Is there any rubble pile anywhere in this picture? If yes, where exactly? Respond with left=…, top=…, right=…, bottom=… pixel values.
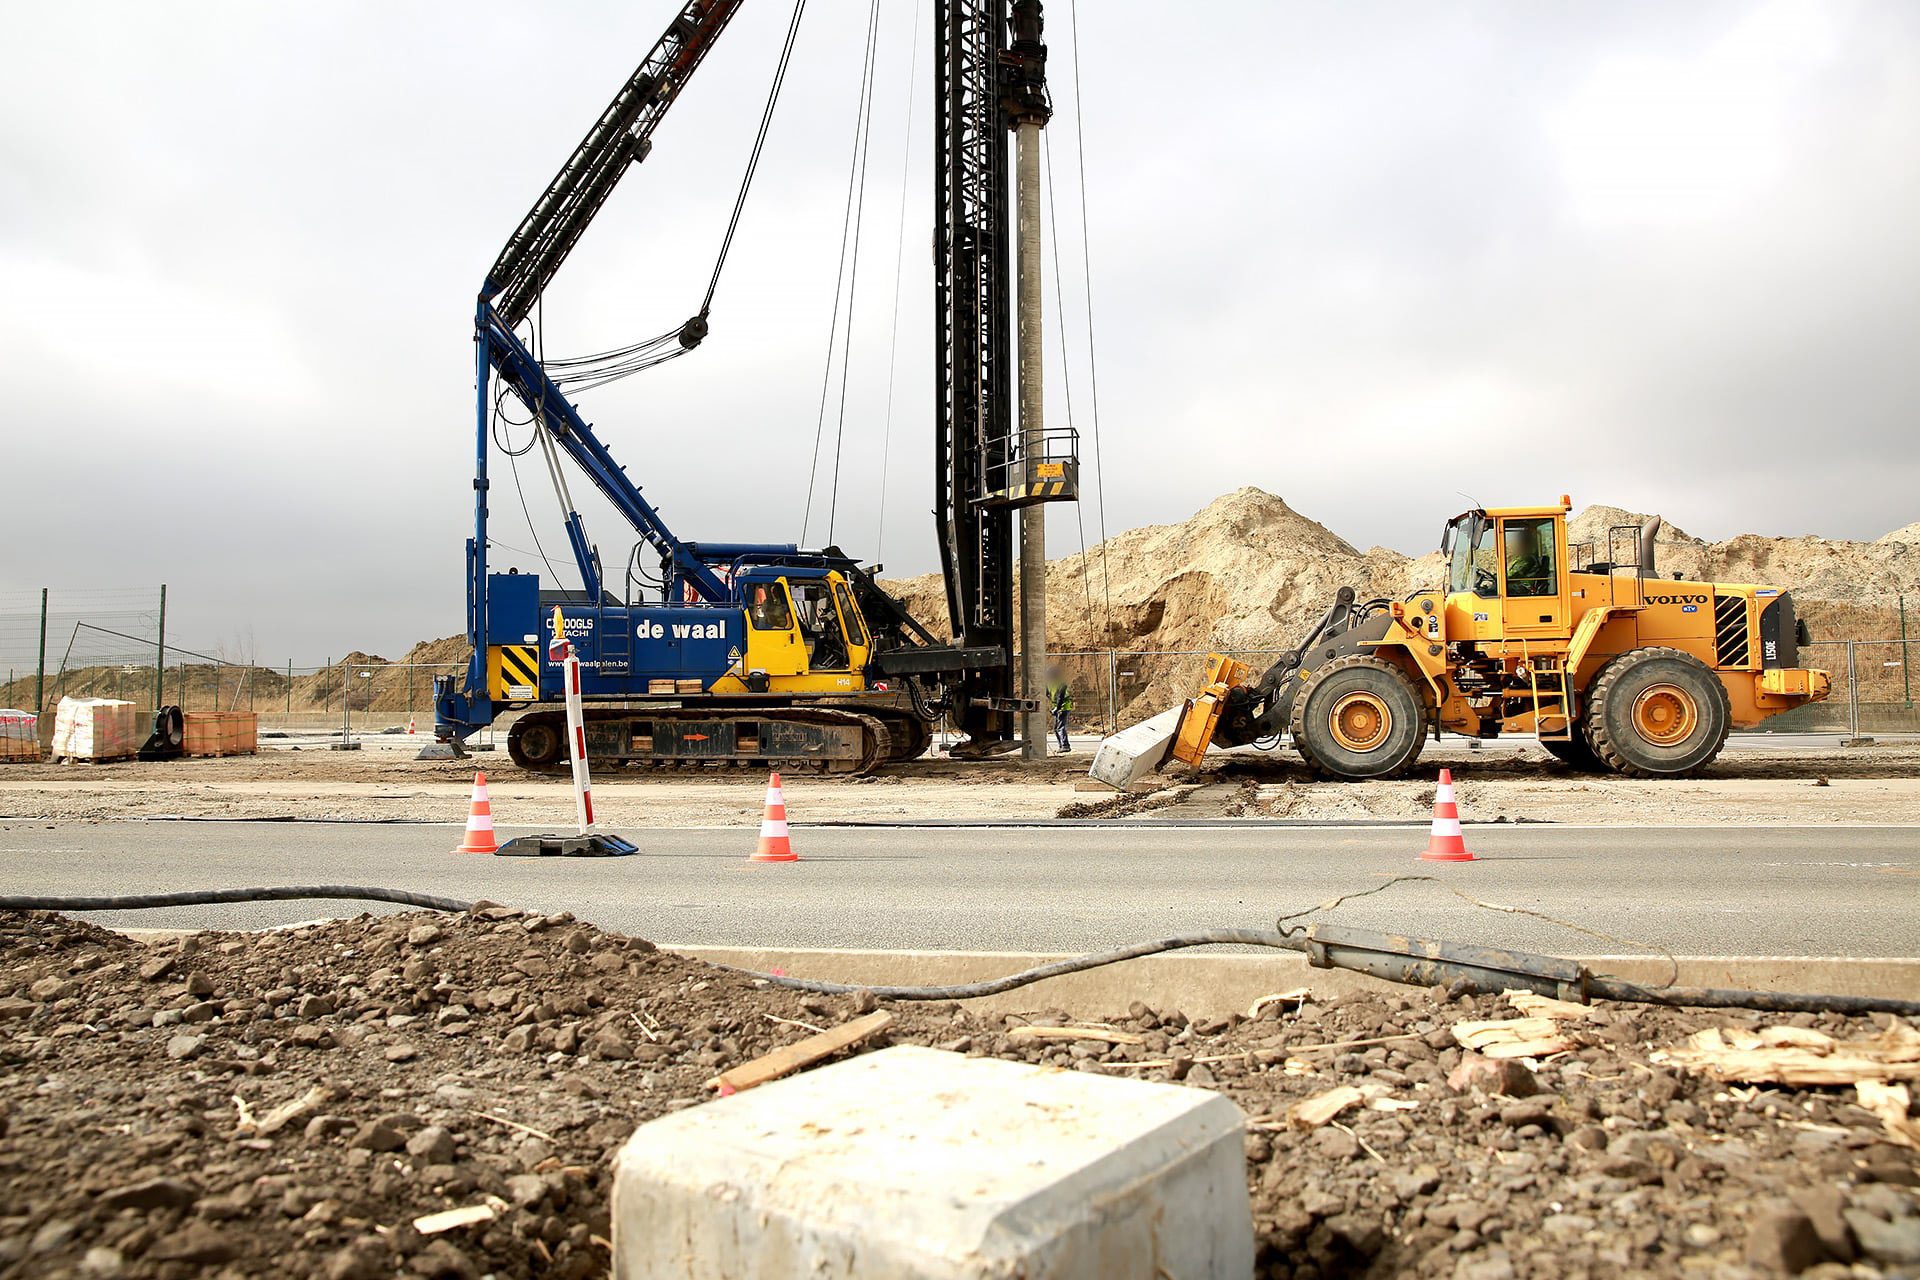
left=1, top=909, right=1915, bottom=1278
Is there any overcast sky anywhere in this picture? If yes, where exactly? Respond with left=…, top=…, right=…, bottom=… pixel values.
left=3, top=0, right=1916, bottom=665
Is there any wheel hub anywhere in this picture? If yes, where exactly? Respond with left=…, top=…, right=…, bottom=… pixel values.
left=1328, top=691, right=1393, bottom=752
left=1631, top=682, right=1698, bottom=746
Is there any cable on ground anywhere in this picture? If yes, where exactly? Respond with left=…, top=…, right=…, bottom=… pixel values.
left=4, top=889, right=1913, bottom=1018
left=0, top=887, right=473, bottom=914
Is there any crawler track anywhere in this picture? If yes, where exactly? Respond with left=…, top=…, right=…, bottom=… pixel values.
left=506, top=706, right=899, bottom=776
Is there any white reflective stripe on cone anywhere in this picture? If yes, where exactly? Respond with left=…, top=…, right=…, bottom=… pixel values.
left=759, top=820, right=790, bottom=837
left=1430, top=818, right=1462, bottom=836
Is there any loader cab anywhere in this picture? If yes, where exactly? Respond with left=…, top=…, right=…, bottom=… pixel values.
left=1441, top=500, right=1573, bottom=646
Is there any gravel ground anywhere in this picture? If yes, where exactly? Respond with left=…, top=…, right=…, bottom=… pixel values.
left=1, top=742, right=1918, bottom=827
left=1, top=909, right=1916, bottom=1280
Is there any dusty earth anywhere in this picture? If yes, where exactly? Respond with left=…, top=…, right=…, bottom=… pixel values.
left=2, top=908, right=1918, bottom=1279
left=0, top=740, right=1917, bottom=827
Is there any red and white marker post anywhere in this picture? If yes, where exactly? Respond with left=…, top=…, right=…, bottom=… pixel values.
left=494, top=606, right=636, bottom=857
left=550, top=605, right=596, bottom=836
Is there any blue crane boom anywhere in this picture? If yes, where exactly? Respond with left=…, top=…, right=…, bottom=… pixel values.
left=435, top=0, right=1067, bottom=774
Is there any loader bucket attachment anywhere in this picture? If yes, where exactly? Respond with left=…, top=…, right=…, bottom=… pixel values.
left=1168, top=653, right=1252, bottom=766
left=1088, top=653, right=1252, bottom=788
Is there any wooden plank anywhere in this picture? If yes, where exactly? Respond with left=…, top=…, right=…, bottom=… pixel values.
left=706, top=1011, right=892, bottom=1095
left=1005, top=1025, right=1144, bottom=1046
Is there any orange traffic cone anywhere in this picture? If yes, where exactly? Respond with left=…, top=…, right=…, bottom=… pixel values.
left=750, top=771, right=797, bottom=863
left=453, top=771, right=499, bottom=855
left=406, top=716, right=416, bottom=735
left=1419, top=768, right=1475, bottom=863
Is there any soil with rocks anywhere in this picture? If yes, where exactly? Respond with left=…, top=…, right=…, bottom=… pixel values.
left=2, top=909, right=1916, bottom=1280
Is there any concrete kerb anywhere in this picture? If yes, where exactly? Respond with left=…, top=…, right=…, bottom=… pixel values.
left=106, top=928, right=1918, bottom=1019
left=675, top=946, right=1920, bottom=1019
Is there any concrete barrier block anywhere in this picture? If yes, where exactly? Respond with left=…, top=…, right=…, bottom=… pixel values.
left=1089, top=705, right=1184, bottom=789
left=612, top=1044, right=1252, bottom=1279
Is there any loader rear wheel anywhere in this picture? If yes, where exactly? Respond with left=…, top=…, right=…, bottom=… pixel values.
left=1291, top=655, right=1429, bottom=780
left=1584, top=647, right=1730, bottom=778
left=1540, top=725, right=1605, bottom=772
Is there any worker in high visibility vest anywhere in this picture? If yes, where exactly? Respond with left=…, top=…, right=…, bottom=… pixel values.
left=1043, top=666, right=1072, bottom=753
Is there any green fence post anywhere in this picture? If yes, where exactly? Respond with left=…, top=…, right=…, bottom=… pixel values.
left=1902, top=595, right=1911, bottom=709
left=155, top=584, right=167, bottom=709
left=34, top=588, right=47, bottom=718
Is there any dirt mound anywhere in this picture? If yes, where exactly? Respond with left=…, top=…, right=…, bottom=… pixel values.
left=884, top=490, right=1916, bottom=725
left=1880, top=522, right=1920, bottom=546
left=884, top=490, right=1422, bottom=721
left=2, top=909, right=1914, bottom=1279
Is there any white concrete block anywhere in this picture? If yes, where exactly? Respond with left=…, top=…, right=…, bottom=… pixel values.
left=612, top=1044, right=1252, bottom=1280
left=1088, top=704, right=1186, bottom=790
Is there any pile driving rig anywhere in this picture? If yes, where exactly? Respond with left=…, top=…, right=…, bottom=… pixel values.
left=433, top=0, right=1077, bottom=773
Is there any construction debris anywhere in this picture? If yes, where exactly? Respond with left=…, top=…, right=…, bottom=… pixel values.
left=1005, top=1024, right=1146, bottom=1046
left=706, top=1010, right=893, bottom=1095
left=1858, top=1082, right=1920, bottom=1150
left=1448, top=1017, right=1575, bottom=1059
left=1286, top=1086, right=1365, bottom=1129
left=2, top=909, right=1916, bottom=1280
left=1658, top=1022, right=1920, bottom=1086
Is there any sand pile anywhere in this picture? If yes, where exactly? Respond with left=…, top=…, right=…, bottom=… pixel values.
left=883, top=488, right=1917, bottom=723
left=883, top=490, right=1428, bottom=720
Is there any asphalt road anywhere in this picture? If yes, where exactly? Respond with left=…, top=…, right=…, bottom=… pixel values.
left=2, top=820, right=1914, bottom=957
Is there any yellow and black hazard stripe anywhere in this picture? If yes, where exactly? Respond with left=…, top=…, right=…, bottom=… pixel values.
left=990, top=480, right=1073, bottom=501
left=488, top=644, right=542, bottom=702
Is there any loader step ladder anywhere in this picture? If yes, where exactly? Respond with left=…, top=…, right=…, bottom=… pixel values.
left=1522, top=642, right=1575, bottom=741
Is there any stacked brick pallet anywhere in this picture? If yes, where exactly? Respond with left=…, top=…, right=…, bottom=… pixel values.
left=182, top=711, right=257, bottom=758
left=0, top=710, right=37, bottom=762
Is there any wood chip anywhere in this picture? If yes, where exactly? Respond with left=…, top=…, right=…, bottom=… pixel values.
left=1501, top=990, right=1599, bottom=1022
left=1452, top=1017, right=1574, bottom=1059
left=1857, top=1081, right=1920, bottom=1150
left=1246, top=988, right=1312, bottom=1021
left=706, top=1010, right=893, bottom=1095
left=1005, top=1025, right=1145, bottom=1046
left=1659, top=1025, right=1920, bottom=1087
left=248, top=1085, right=334, bottom=1137
left=413, top=1197, right=508, bottom=1235
left=1758, top=1026, right=1836, bottom=1051
left=1288, top=1085, right=1365, bottom=1129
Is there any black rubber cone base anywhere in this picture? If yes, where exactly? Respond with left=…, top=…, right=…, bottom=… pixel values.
left=494, top=833, right=639, bottom=858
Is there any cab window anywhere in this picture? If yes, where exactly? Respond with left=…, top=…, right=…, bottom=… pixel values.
left=1501, top=518, right=1556, bottom=599
left=1468, top=520, right=1500, bottom=598
left=833, top=582, right=867, bottom=646
left=747, top=582, right=793, bottom=630
left=1446, top=516, right=1480, bottom=595
left=790, top=581, right=848, bottom=669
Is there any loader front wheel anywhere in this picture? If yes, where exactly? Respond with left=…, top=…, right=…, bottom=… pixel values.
left=1291, top=655, right=1429, bottom=780
left=1583, top=648, right=1730, bottom=778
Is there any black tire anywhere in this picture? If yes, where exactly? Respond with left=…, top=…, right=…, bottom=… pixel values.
left=1290, top=655, right=1429, bottom=780
left=506, top=713, right=565, bottom=771
left=1540, top=724, right=1605, bottom=772
left=1583, top=647, right=1731, bottom=778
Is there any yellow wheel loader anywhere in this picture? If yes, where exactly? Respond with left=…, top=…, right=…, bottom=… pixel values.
left=1092, top=497, right=1831, bottom=785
